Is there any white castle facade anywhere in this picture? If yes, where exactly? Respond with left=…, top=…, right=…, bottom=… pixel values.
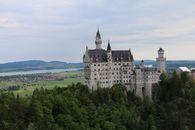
left=83, top=29, right=166, bottom=98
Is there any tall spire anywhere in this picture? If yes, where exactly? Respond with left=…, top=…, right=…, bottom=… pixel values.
left=95, top=27, right=102, bottom=49
left=107, top=40, right=111, bottom=51
left=96, top=27, right=101, bottom=39
left=86, top=45, right=88, bottom=51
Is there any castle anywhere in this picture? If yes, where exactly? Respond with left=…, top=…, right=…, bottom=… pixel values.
left=83, top=29, right=166, bottom=98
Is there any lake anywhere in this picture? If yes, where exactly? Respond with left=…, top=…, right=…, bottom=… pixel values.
left=0, top=68, right=83, bottom=77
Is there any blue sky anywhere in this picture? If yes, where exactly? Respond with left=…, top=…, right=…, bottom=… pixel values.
left=0, top=0, right=195, bottom=63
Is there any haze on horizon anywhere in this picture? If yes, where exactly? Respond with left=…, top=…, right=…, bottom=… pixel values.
left=0, top=0, right=195, bottom=63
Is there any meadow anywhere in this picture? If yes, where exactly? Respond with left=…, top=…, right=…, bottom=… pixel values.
left=0, top=71, right=83, bottom=97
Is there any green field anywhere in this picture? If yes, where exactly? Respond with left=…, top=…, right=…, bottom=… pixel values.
left=0, top=71, right=83, bottom=97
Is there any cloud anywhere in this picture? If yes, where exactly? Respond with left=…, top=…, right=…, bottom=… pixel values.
left=112, top=18, right=195, bottom=42
left=0, top=16, right=17, bottom=28
left=143, top=18, right=195, bottom=39
left=0, top=0, right=195, bottom=62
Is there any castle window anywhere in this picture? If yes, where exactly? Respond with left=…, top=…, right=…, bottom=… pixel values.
left=98, top=64, right=100, bottom=66
left=94, top=69, right=96, bottom=71
left=94, top=64, right=96, bottom=66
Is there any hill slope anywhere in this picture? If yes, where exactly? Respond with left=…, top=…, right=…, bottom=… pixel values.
left=0, top=60, right=195, bottom=73
left=0, top=60, right=83, bottom=72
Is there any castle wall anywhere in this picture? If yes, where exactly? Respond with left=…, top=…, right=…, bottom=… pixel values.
left=134, top=68, right=160, bottom=98
left=84, top=56, right=161, bottom=98
left=135, top=69, right=145, bottom=98
left=88, top=61, right=134, bottom=90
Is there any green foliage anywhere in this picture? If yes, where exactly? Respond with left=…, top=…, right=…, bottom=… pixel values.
left=155, top=72, right=195, bottom=130
left=0, top=72, right=195, bottom=130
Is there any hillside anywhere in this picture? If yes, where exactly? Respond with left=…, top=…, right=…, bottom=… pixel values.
left=0, top=60, right=195, bottom=73
left=0, top=60, right=83, bottom=72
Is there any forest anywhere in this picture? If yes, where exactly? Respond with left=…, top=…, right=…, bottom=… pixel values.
left=0, top=72, right=194, bottom=130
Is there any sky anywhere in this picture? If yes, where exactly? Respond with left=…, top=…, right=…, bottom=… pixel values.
left=0, top=0, right=195, bottom=63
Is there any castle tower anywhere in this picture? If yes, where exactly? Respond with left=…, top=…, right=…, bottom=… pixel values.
left=156, top=48, right=166, bottom=73
left=95, top=28, right=102, bottom=49
left=83, top=46, right=90, bottom=63
left=107, top=40, right=113, bottom=87
left=83, top=46, right=91, bottom=89
left=140, top=60, right=144, bottom=69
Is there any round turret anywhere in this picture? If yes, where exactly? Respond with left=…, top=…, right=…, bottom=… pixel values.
left=158, top=48, right=164, bottom=58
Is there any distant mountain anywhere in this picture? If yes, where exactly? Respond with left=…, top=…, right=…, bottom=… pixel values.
left=135, top=60, right=195, bottom=73
left=0, top=60, right=195, bottom=73
left=134, top=60, right=156, bottom=65
left=0, top=60, right=83, bottom=72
